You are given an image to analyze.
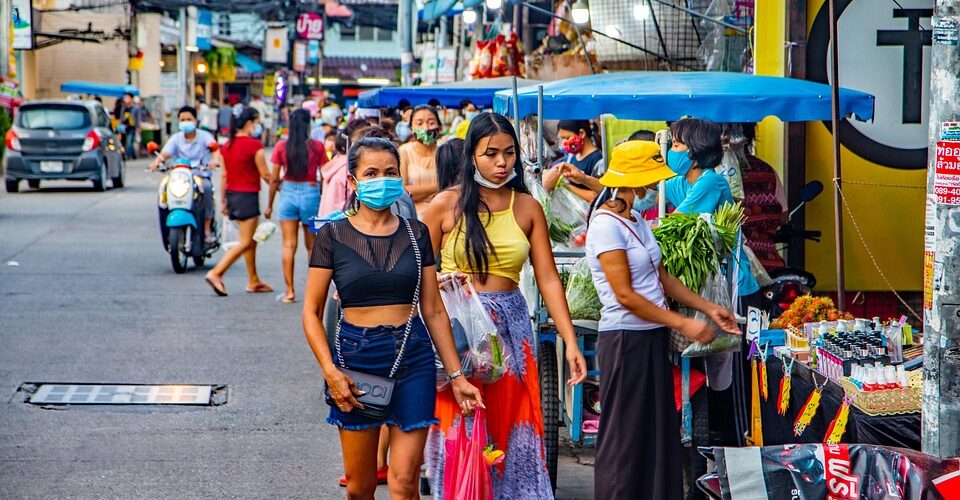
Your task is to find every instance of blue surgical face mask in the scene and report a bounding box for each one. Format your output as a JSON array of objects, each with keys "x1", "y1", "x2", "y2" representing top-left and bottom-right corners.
[
  {"x1": 633, "y1": 188, "x2": 658, "y2": 213},
  {"x1": 253, "y1": 124, "x2": 264, "y2": 137},
  {"x1": 355, "y1": 177, "x2": 405, "y2": 211},
  {"x1": 465, "y1": 111, "x2": 479, "y2": 121},
  {"x1": 180, "y1": 121, "x2": 197, "y2": 134},
  {"x1": 666, "y1": 149, "x2": 694, "y2": 176},
  {"x1": 395, "y1": 121, "x2": 412, "y2": 141}
]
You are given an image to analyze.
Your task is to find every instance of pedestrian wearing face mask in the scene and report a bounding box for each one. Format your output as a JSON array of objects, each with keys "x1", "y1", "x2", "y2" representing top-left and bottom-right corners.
[
  {"x1": 398, "y1": 105, "x2": 443, "y2": 216},
  {"x1": 451, "y1": 99, "x2": 479, "y2": 140},
  {"x1": 149, "y1": 106, "x2": 220, "y2": 243},
  {"x1": 303, "y1": 136, "x2": 484, "y2": 499},
  {"x1": 542, "y1": 119, "x2": 603, "y2": 199}
]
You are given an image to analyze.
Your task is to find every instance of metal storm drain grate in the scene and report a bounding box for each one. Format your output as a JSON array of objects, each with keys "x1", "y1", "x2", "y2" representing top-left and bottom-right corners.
[{"x1": 28, "y1": 384, "x2": 215, "y2": 405}]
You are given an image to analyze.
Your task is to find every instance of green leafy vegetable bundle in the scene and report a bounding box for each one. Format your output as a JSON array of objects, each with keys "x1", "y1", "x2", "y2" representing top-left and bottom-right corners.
[
  {"x1": 652, "y1": 202, "x2": 745, "y2": 294},
  {"x1": 565, "y1": 258, "x2": 602, "y2": 321}
]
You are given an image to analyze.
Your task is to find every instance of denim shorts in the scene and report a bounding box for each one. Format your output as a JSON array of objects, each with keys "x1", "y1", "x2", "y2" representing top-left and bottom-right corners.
[
  {"x1": 277, "y1": 181, "x2": 320, "y2": 225},
  {"x1": 328, "y1": 317, "x2": 438, "y2": 432}
]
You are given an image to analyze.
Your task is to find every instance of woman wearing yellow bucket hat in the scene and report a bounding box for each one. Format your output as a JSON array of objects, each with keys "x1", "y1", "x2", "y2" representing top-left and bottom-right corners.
[{"x1": 585, "y1": 140, "x2": 740, "y2": 499}]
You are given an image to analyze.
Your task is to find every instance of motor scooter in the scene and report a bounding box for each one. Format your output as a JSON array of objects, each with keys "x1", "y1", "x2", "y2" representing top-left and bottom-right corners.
[
  {"x1": 146, "y1": 141, "x2": 221, "y2": 274},
  {"x1": 760, "y1": 180, "x2": 824, "y2": 318}
]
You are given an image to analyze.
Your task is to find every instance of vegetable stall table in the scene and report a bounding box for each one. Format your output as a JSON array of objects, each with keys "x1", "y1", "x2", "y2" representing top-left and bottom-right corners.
[
  {"x1": 759, "y1": 355, "x2": 920, "y2": 450},
  {"x1": 497, "y1": 71, "x2": 877, "y2": 496}
]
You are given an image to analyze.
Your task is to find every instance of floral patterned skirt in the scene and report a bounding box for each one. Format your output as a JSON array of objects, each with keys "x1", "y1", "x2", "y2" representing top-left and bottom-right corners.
[{"x1": 425, "y1": 289, "x2": 554, "y2": 500}]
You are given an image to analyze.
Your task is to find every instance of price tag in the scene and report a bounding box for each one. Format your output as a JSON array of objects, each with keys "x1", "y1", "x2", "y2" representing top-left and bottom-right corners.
[{"x1": 747, "y1": 306, "x2": 762, "y2": 344}]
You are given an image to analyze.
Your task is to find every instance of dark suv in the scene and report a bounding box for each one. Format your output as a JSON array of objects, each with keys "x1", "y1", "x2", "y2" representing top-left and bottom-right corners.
[{"x1": 4, "y1": 100, "x2": 125, "y2": 192}]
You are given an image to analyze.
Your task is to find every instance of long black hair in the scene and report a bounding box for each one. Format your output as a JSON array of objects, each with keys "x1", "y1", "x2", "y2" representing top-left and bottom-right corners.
[
  {"x1": 285, "y1": 108, "x2": 311, "y2": 180},
  {"x1": 342, "y1": 136, "x2": 401, "y2": 215},
  {"x1": 227, "y1": 107, "x2": 259, "y2": 149},
  {"x1": 436, "y1": 138, "x2": 465, "y2": 190},
  {"x1": 456, "y1": 112, "x2": 529, "y2": 280}
]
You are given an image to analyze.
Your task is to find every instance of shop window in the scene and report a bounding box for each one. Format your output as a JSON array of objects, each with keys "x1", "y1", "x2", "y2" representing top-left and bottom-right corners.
[
  {"x1": 358, "y1": 26, "x2": 375, "y2": 41},
  {"x1": 217, "y1": 14, "x2": 232, "y2": 37},
  {"x1": 377, "y1": 28, "x2": 395, "y2": 42}
]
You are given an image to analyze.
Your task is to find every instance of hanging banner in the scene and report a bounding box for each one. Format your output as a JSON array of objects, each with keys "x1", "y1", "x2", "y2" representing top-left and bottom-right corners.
[
  {"x1": 263, "y1": 27, "x2": 289, "y2": 64},
  {"x1": 196, "y1": 10, "x2": 213, "y2": 50},
  {"x1": 296, "y1": 12, "x2": 324, "y2": 40},
  {"x1": 12, "y1": 0, "x2": 34, "y2": 50},
  {"x1": 292, "y1": 41, "x2": 307, "y2": 72}
]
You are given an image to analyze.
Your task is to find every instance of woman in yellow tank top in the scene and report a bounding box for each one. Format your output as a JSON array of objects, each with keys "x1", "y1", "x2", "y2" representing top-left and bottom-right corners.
[{"x1": 422, "y1": 112, "x2": 586, "y2": 499}]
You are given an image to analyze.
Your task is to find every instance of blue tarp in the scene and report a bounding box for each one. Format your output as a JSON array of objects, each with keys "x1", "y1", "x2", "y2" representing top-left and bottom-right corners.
[
  {"x1": 359, "y1": 77, "x2": 540, "y2": 108},
  {"x1": 60, "y1": 81, "x2": 139, "y2": 98},
  {"x1": 236, "y1": 54, "x2": 265, "y2": 74},
  {"x1": 492, "y1": 71, "x2": 876, "y2": 122}
]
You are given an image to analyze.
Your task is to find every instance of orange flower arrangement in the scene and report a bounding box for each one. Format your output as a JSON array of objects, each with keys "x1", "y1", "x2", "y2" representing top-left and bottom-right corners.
[{"x1": 771, "y1": 295, "x2": 854, "y2": 329}]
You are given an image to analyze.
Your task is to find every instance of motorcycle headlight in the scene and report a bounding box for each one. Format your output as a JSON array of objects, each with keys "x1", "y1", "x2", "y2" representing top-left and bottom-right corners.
[{"x1": 168, "y1": 175, "x2": 191, "y2": 198}]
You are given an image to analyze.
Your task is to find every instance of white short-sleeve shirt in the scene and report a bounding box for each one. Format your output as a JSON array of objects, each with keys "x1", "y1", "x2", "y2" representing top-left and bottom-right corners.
[{"x1": 585, "y1": 209, "x2": 666, "y2": 332}]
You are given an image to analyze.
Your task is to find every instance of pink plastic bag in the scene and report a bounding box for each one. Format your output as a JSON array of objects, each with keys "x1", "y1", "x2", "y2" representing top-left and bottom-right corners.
[{"x1": 443, "y1": 409, "x2": 493, "y2": 500}]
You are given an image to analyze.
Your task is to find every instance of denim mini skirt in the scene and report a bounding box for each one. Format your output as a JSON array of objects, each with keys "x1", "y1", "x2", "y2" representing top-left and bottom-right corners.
[{"x1": 328, "y1": 317, "x2": 439, "y2": 432}]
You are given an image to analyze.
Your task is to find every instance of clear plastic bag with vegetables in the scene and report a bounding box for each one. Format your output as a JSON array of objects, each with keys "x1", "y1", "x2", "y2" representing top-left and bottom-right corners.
[
  {"x1": 437, "y1": 275, "x2": 510, "y2": 385},
  {"x1": 545, "y1": 178, "x2": 591, "y2": 248},
  {"x1": 565, "y1": 258, "x2": 602, "y2": 321},
  {"x1": 682, "y1": 272, "x2": 742, "y2": 357}
]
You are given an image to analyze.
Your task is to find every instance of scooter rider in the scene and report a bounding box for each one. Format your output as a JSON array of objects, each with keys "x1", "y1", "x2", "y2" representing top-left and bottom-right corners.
[{"x1": 150, "y1": 106, "x2": 220, "y2": 243}]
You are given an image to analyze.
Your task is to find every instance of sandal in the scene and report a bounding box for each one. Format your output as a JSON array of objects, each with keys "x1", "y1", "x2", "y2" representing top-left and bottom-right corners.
[
  {"x1": 205, "y1": 274, "x2": 228, "y2": 296},
  {"x1": 281, "y1": 294, "x2": 296, "y2": 304},
  {"x1": 246, "y1": 283, "x2": 274, "y2": 293}
]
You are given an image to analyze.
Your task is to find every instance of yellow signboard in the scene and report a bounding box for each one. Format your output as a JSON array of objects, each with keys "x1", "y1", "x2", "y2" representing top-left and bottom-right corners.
[
  {"x1": 801, "y1": 0, "x2": 928, "y2": 291},
  {"x1": 262, "y1": 74, "x2": 276, "y2": 98}
]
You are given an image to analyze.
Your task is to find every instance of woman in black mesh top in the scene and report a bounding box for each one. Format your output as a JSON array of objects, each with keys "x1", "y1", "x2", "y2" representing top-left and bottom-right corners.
[{"x1": 302, "y1": 137, "x2": 483, "y2": 499}]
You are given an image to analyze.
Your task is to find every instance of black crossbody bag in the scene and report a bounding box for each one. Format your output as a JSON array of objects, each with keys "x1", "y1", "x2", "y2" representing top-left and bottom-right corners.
[{"x1": 324, "y1": 217, "x2": 422, "y2": 421}]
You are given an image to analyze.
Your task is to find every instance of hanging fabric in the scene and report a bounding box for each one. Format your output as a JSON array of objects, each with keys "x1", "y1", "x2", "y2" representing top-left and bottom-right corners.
[
  {"x1": 794, "y1": 374, "x2": 827, "y2": 437},
  {"x1": 776, "y1": 355, "x2": 795, "y2": 416}
]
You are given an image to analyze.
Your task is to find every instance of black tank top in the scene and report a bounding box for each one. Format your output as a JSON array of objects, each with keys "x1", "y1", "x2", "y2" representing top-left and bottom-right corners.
[{"x1": 309, "y1": 218, "x2": 435, "y2": 308}]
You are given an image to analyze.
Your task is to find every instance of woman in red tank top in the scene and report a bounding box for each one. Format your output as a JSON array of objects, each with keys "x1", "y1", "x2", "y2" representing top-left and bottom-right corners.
[{"x1": 205, "y1": 107, "x2": 273, "y2": 296}]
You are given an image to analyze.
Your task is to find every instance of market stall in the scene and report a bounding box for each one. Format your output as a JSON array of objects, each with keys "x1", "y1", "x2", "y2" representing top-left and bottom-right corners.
[
  {"x1": 356, "y1": 77, "x2": 540, "y2": 109},
  {"x1": 759, "y1": 354, "x2": 920, "y2": 450},
  {"x1": 492, "y1": 70, "x2": 877, "y2": 493}
]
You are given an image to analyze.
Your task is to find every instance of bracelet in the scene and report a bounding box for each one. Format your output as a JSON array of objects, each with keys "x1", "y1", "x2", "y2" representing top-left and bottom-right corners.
[{"x1": 446, "y1": 369, "x2": 464, "y2": 381}]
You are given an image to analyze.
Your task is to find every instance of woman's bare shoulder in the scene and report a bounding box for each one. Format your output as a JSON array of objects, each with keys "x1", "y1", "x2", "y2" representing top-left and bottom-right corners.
[{"x1": 431, "y1": 188, "x2": 461, "y2": 208}]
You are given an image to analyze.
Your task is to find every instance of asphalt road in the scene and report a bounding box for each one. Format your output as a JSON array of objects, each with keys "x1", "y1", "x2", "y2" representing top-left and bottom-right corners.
[{"x1": 0, "y1": 160, "x2": 594, "y2": 499}]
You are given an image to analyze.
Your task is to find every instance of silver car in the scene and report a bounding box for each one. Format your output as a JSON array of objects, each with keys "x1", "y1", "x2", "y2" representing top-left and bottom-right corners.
[{"x1": 4, "y1": 100, "x2": 126, "y2": 192}]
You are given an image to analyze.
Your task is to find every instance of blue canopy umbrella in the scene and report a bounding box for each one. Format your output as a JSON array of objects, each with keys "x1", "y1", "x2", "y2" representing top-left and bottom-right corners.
[
  {"x1": 358, "y1": 77, "x2": 540, "y2": 109},
  {"x1": 492, "y1": 71, "x2": 875, "y2": 122},
  {"x1": 60, "y1": 81, "x2": 140, "y2": 99}
]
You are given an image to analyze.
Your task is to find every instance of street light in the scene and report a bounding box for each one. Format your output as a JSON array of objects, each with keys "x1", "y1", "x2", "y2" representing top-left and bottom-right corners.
[
  {"x1": 570, "y1": 0, "x2": 590, "y2": 25},
  {"x1": 462, "y1": 8, "x2": 477, "y2": 25},
  {"x1": 485, "y1": 0, "x2": 502, "y2": 10},
  {"x1": 195, "y1": 62, "x2": 207, "y2": 74}
]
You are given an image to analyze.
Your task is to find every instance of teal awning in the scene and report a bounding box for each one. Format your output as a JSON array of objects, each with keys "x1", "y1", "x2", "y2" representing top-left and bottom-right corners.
[
  {"x1": 60, "y1": 81, "x2": 139, "y2": 98},
  {"x1": 236, "y1": 54, "x2": 265, "y2": 74}
]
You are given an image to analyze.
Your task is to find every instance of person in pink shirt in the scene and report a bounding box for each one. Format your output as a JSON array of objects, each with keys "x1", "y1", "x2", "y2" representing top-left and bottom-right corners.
[{"x1": 318, "y1": 129, "x2": 349, "y2": 219}]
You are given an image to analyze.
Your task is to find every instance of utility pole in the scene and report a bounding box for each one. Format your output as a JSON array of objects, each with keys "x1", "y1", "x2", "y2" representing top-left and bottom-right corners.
[
  {"x1": 399, "y1": 0, "x2": 413, "y2": 85},
  {"x1": 827, "y1": 0, "x2": 846, "y2": 309},
  {"x1": 0, "y1": 0, "x2": 9, "y2": 78},
  {"x1": 922, "y1": 0, "x2": 960, "y2": 459},
  {"x1": 177, "y1": 7, "x2": 189, "y2": 107}
]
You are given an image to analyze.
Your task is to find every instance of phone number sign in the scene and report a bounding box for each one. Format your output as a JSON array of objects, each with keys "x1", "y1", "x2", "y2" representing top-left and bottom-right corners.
[{"x1": 935, "y1": 141, "x2": 960, "y2": 205}]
